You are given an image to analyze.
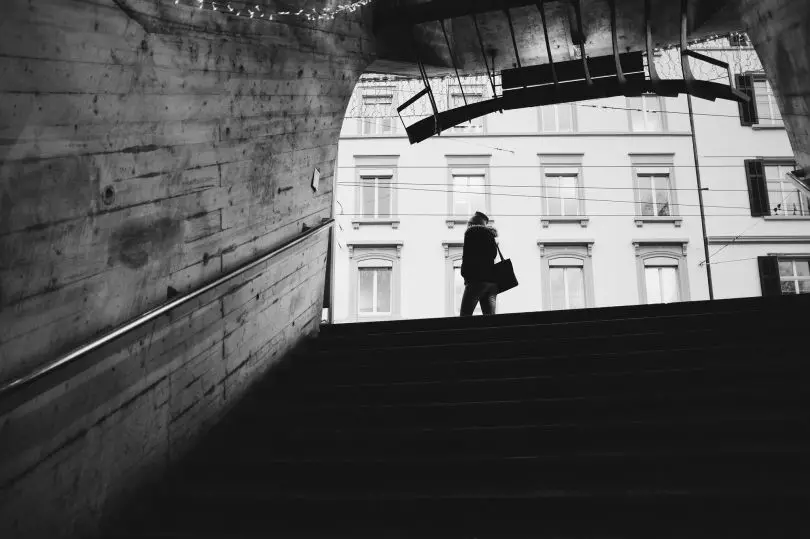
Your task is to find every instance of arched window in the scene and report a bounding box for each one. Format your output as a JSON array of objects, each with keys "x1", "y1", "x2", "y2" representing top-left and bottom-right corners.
[
  {"x1": 348, "y1": 243, "x2": 402, "y2": 321},
  {"x1": 634, "y1": 242, "x2": 690, "y2": 304},
  {"x1": 538, "y1": 242, "x2": 594, "y2": 311},
  {"x1": 643, "y1": 256, "x2": 680, "y2": 304},
  {"x1": 548, "y1": 256, "x2": 586, "y2": 310},
  {"x1": 357, "y1": 258, "x2": 393, "y2": 315}
]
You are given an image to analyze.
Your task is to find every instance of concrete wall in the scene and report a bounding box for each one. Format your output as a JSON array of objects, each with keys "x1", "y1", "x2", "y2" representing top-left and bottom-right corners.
[
  {"x1": 739, "y1": 0, "x2": 810, "y2": 173},
  {"x1": 0, "y1": 0, "x2": 373, "y2": 536}
]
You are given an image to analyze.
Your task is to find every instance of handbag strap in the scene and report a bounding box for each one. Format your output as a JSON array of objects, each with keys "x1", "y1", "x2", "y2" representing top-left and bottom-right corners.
[{"x1": 496, "y1": 243, "x2": 505, "y2": 262}]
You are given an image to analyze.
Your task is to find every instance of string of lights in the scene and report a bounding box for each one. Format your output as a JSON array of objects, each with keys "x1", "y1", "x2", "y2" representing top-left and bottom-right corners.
[
  {"x1": 169, "y1": 0, "x2": 374, "y2": 21},
  {"x1": 337, "y1": 180, "x2": 756, "y2": 192}
]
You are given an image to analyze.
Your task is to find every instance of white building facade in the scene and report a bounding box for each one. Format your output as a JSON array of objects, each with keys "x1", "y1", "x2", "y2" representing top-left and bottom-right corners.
[{"x1": 331, "y1": 38, "x2": 810, "y2": 323}]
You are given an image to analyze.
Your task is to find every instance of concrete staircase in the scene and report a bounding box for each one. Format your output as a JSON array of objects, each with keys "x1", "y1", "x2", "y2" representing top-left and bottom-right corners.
[{"x1": 119, "y1": 295, "x2": 809, "y2": 538}]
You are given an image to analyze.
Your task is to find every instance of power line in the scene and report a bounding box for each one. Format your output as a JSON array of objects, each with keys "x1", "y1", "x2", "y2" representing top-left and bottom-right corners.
[
  {"x1": 338, "y1": 180, "x2": 753, "y2": 191},
  {"x1": 703, "y1": 256, "x2": 761, "y2": 266},
  {"x1": 336, "y1": 182, "x2": 754, "y2": 211},
  {"x1": 337, "y1": 165, "x2": 759, "y2": 170},
  {"x1": 351, "y1": 84, "x2": 797, "y2": 121},
  {"x1": 335, "y1": 212, "x2": 766, "y2": 217},
  {"x1": 698, "y1": 191, "x2": 804, "y2": 266}
]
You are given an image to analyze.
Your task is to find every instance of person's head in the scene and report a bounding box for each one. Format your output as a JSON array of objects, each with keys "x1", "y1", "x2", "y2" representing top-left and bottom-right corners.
[{"x1": 467, "y1": 211, "x2": 489, "y2": 227}]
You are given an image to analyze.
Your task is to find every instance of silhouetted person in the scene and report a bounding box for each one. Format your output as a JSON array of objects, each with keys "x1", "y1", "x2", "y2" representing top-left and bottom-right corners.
[{"x1": 460, "y1": 211, "x2": 498, "y2": 316}]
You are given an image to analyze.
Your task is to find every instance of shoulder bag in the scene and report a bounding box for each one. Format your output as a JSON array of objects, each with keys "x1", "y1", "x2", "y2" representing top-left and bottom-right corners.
[{"x1": 493, "y1": 244, "x2": 518, "y2": 293}]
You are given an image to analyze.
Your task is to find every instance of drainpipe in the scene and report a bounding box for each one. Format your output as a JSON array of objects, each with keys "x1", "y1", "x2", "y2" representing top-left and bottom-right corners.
[{"x1": 687, "y1": 93, "x2": 714, "y2": 300}]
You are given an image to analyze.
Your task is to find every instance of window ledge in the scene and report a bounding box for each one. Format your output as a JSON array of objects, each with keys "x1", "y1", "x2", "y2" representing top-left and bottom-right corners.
[
  {"x1": 752, "y1": 124, "x2": 785, "y2": 130},
  {"x1": 351, "y1": 218, "x2": 400, "y2": 229},
  {"x1": 635, "y1": 216, "x2": 683, "y2": 227},
  {"x1": 541, "y1": 216, "x2": 589, "y2": 228},
  {"x1": 764, "y1": 215, "x2": 810, "y2": 221},
  {"x1": 446, "y1": 218, "x2": 495, "y2": 229}
]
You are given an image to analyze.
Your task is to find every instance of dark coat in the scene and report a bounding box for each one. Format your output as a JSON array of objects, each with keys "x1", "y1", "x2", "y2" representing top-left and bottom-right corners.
[{"x1": 461, "y1": 225, "x2": 498, "y2": 283}]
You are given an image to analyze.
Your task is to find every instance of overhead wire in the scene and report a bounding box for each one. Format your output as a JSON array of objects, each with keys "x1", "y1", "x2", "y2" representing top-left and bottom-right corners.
[
  {"x1": 351, "y1": 83, "x2": 798, "y2": 121},
  {"x1": 337, "y1": 180, "x2": 754, "y2": 191},
  {"x1": 698, "y1": 190, "x2": 806, "y2": 266},
  {"x1": 335, "y1": 212, "x2": 767, "y2": 217},
  {"x1": 335, "y1": 182, "x2": 755, "y2": 211}
]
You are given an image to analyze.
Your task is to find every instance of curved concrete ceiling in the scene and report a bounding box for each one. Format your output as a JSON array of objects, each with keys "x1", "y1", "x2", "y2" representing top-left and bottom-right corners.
[{"x1": 369, "y1": 0, "x2": 743, "y2": 75}]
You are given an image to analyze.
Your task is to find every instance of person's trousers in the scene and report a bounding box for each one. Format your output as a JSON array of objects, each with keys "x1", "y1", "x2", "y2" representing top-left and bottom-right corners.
[{"x1": 460, "y1": 281, "x2": 498, "y2": 316}]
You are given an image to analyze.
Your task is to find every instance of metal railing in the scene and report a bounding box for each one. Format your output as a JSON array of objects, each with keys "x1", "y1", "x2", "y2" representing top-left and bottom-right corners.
[{"x1": 0, "y1": 218, "x2": 334, "y2": 398}]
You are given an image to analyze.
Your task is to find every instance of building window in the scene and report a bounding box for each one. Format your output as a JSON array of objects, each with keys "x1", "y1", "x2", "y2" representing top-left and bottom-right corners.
[
  {"x1": 637, "y1": 170, "x2": 674, "y2": 217},
  {"x1": 348, "y1": 244, "x2": 402, "y2": 320},
  {"x1": 360, "y1": 174, "x2": 392, "y2": 218},
  {"x1": 548, "y1": 257, "x2": 586, "y2": 310},
  {"x1": 643, "y1": 258, "x2": 681, "y2": 304},
  {"x1": 778, "y1": 258, "x2": 810, "y2": 295},
  {"x1": 448, "y1": 85, "x2": 485, "y2": 134},
  {"x1": 352, "y1": 156, "x2": 400, "y2": 229},
  {"x1": 634, "y1": 243, "x2": 690, "y2": 304},
  {"x1": 744, "y1": 159, "x2": 809, "y2": 217},
  {"x1": 627, "y1": 94, "x2": 665, "y2": 132},
  {"x1": 445, "y1": 156, "x2": 492, "y2": 227},
  {"x1": 358, "y1": 87, "x2": 396, "y2": 136},
  {"x1": 753, "y1": 77, "x2": 782, "y2": 127},
  {"x1": 451, "y1": 170, "x2": 487, "y2": 217},
  {"x1": 539, "y1": 103, "x2": 575, "y2": 133},
  {"x1": 544, "y1": 168, "x2": 582, "y2": 216},
  {"x1": 766, "y1": 163, "x2": 809, "y2": 216},
  {"x1": 539, "y1": 242, "x2": 594, "y2": 311},
  {"x1": 358, "y1": 260, "x2": 392, "y2": 315}
]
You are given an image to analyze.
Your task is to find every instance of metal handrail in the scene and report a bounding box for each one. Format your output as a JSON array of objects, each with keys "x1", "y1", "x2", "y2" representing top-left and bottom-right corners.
[{"x1": 0, "y1": 218, "x2": 334, "y2": 398}]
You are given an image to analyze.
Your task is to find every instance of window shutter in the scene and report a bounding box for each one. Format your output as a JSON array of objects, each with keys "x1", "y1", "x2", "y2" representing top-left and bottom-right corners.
[
  {"x1": 735, "y1": 74, "x2": 758, "y2": 126},
  {"x1": 744, "y1": 159, "x2": 770, "y2": 216},
  {"x1": 757, "y1": 256, "x2": 781, "y2": 297}
]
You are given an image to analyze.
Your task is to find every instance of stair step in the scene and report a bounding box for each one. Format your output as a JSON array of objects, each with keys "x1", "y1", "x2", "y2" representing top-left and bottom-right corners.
[
  {"x1": 111, "y1": 296, "x2": 810, "y2": 539},
  {"x1": 315, "y1": 309, "x2": 796, "y2": 350},
  {"x1": 174, "y1": 445, "x2": 806, "y2": 491},
  {"x1": 320, "y1": 294, "x2": 810, "y2": 338},
  {"x1": 119, "y1": 495, "x2": 808, "y2": 539},
  {"x1": 289, "y1": 344, "x2": 800, "y2": 385},
  {"x1": 231, "y1": 387, "x2": 802, "y2": 431},
  {"x1": 302, "y1": 323, "x2": 799, "y2": 365},
  {"x1": 215, "y1": 418, "x2": 807, "y2": 459},
  {"x1": 282, "y1": 368, "x2": 801, "y2": 406}
]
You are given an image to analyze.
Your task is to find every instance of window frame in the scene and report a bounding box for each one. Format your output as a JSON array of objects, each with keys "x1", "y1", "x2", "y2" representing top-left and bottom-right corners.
[
  {"x1": 445, "y1": 154, "x2": 492, "y2": 228},
  {"x1": 347, "y1": 243, "x2": 403, "y2": 321},
  {"x1": 538, "y1": 103, "x2": 577, "y2": 134},
  {"x1": 777, "y1": 256, "x2": 810, "y2": 295},
  {"x1": 764, "y1": 161, "x2": 809, "y2": 217},
  {"x1": 357, "y1": 260, "x2": 394, "y2": 316},
  {"x1": 357, "y1": 85, "x2": 397, "y2": 136},
  {"x1": 352, "y1": 155, "x2": 400, "y2": 229},
  {"x1": 538, "y1": 153, "x2": 588, "y2": 228},
  {"x1": 447, "y1": 84, "x2": 487, "y2": 135},
  {"x1": 630, "y1": 154, "x2": 682, "y2": 227},
  {"x1": 538, "y1": 241, "x2": 595, "y2": 311},
  {"x1": 626, "y1": 94, "x2": 667, "y2": 132},
  {"x1": 751, "y1": 74, "x2": 783, "y2": 128},
  {"x1": 633, "y1": 242, "x2": 691, "y2": 304}
]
